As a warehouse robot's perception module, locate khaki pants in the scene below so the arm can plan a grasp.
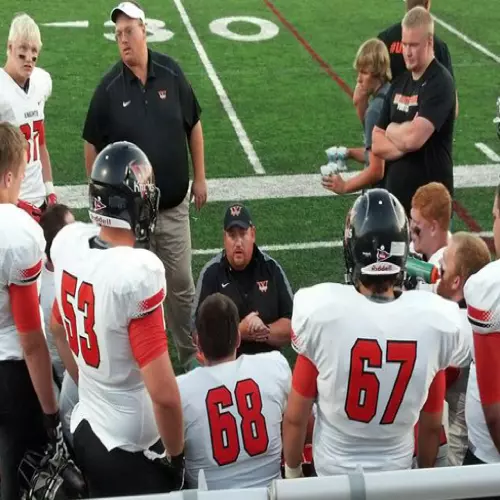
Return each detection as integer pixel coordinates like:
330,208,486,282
151,193,196,369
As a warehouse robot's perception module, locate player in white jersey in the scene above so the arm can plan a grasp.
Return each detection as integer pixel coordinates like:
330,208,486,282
49,141,185,498
1,13,56,219
463,184,500,478
39,204,75,382
39,203,79,445
178,293,291,489
436,232,491,467
0,122,67,500
283,189,470,478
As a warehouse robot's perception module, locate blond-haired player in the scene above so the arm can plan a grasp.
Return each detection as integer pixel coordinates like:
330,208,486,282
1,13,56,221
322,38,391,196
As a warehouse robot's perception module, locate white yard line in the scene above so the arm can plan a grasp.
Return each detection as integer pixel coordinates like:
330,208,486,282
193,240,342,256
192,232,494,256
432,15,500,64
58,163,500,208
42,21,90,28
171,0,265,175
475,143,500,163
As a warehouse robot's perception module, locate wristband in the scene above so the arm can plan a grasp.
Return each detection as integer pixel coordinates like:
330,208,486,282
284,463,304,479
45,181,55,195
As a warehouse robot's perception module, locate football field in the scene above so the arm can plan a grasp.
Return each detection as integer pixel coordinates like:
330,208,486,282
1,0,499,368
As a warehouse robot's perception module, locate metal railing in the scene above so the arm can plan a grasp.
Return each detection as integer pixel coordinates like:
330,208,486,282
95,463,500,500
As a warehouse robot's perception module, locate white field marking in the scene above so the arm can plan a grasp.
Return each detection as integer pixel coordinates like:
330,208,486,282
475,143,500,163
42,21,89,28
193,240,343,256
192,232,494,256
57,163,500,209
209,17,279,43
171,0,265,175
432,15,500,64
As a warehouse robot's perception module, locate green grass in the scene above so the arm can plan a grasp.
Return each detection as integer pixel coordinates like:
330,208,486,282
1,0,499,371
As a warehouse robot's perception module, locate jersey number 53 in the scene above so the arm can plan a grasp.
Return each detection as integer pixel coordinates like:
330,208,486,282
60,270,101,369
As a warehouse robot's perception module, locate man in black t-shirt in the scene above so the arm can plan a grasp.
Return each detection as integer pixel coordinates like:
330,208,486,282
378,0,454,81
372,6,456,217
83,2,208,370
354,0,458,120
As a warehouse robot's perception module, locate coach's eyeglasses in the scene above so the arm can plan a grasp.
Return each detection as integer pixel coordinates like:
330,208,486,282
115,27,139,41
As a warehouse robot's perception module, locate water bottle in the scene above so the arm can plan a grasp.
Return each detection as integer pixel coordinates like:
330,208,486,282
406,256,440,284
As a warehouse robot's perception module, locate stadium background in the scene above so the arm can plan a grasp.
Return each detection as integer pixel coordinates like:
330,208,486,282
1,0,499,372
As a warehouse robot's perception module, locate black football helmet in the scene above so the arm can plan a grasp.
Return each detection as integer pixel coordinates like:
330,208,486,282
88,141,160,243
19,450,87,500
344,188,409,285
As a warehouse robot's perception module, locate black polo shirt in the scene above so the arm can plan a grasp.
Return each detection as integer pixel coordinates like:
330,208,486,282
378,22,454,81
82,49,201,210
376,58,456,215
192,246,294,356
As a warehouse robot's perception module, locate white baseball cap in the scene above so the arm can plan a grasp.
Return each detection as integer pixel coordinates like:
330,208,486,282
110,2,146,23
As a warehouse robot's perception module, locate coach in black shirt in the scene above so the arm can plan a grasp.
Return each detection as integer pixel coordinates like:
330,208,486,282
372,6,456,216
82,1,207,369
192,204,293,356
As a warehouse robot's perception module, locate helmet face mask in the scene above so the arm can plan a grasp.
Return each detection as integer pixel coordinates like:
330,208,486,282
18,450,86,500
88,142,160,244
343,189,409,289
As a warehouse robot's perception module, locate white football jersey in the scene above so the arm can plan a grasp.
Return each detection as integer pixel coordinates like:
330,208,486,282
177,352,291,490
40,263,64,380
0,67,52,206
464,259,500,464
292,283,469,475
0,204,45,360
51,222,167,452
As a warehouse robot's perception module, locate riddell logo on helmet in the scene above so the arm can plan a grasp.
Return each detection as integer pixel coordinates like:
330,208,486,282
361,262,400,275
90,213,112,227
371,263,393,272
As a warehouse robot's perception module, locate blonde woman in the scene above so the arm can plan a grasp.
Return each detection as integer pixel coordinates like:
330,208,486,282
322,38,391,195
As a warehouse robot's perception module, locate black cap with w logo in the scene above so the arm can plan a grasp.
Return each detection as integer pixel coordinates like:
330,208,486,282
224,203,253,230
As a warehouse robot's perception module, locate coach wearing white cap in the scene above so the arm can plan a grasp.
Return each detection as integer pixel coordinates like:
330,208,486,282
82,1,207,370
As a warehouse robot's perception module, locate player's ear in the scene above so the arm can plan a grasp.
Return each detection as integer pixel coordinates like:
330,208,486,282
235,329,241,350
2,170,13,189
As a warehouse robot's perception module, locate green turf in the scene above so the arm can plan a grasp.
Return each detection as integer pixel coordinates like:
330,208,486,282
2,0,497,184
